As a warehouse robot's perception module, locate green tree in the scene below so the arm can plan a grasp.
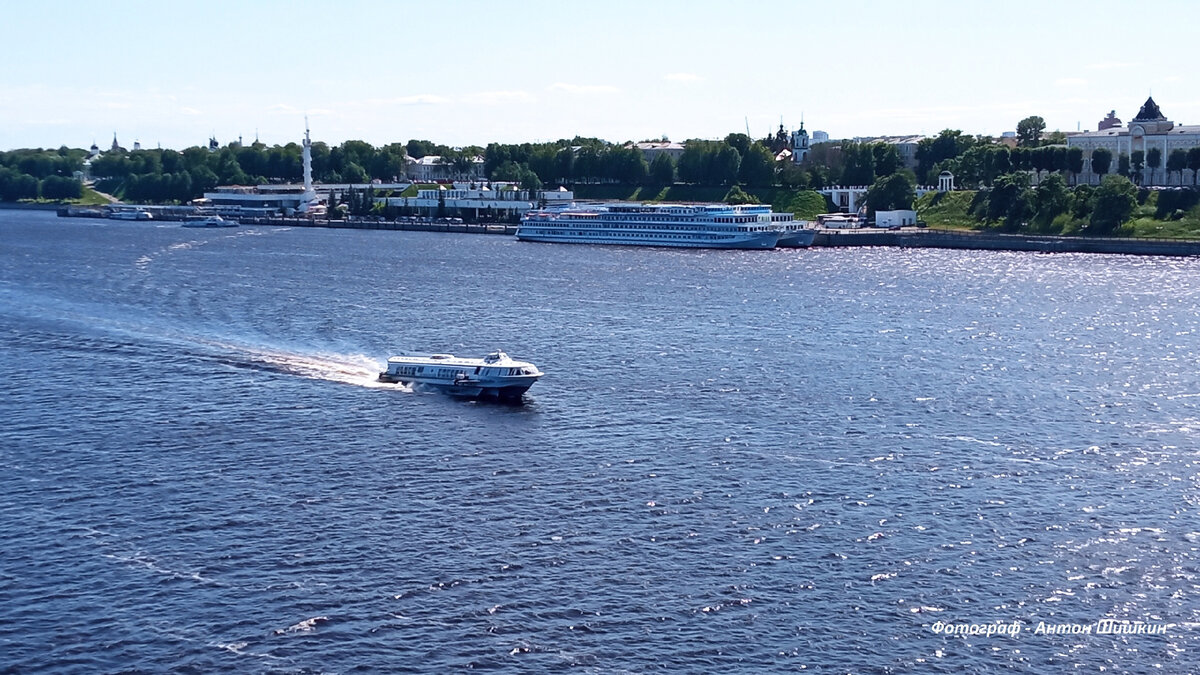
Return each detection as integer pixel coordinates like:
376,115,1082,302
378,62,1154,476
491,160,523,182
915,130,976,184
608,146,648,184
1131,150,1145,184
1091,148,1112,179
1167,149,1188,185
872,143,901,177
724,133,752,156
711,146,741,185
990,146,1012,178
1010,146,1030,172
864,173,916,216
649,153,675,184
1146,147,1162,184
1033,173,1069,229
574,146,602,182
1087,175,1136,234
723,184,759,205
519,166,543,192
406,139,437,159
1118,153,1130,177
985,172,1030,226
1016,116,1046,147
554,147,574,183
0,168,38,200
1066,147,1084,185
840,142,876,186
341,161,368,184
738,144,775,187
1188,147,1200,186
1052,147,1068,174
777,163,808,189
40,175,83,200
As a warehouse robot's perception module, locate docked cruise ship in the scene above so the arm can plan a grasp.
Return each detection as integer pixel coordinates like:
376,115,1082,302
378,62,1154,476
517,203,786,249
378,351,543,401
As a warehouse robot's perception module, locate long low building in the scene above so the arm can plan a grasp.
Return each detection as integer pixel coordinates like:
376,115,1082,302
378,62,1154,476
382,183,573,219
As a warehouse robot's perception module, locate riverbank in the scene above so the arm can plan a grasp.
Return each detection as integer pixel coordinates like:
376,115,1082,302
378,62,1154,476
51,208,1200,255
816,228,1200,256
0,202,66,211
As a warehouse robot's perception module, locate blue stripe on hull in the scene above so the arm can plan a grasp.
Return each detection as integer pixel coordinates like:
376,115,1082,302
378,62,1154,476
515,232,779,250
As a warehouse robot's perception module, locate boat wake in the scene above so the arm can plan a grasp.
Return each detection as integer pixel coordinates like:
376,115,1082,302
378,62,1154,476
189,338,401,389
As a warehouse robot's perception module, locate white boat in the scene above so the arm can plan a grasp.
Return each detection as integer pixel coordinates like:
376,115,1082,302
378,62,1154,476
110,208,153,221
518,202,782,249
378,351,543,401
775,217,817,248
182,214,238,228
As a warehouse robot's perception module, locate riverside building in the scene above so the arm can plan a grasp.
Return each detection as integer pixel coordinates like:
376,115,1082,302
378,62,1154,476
1068,97,1200,186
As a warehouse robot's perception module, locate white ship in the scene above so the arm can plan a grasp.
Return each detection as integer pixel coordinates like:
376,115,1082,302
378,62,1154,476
518,202,783,249
110,208,153,221
773,213,817,248
378,351,543,401
182,214,238,228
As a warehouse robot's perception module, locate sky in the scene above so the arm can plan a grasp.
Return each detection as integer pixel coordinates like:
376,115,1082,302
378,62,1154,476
4,0,1199,151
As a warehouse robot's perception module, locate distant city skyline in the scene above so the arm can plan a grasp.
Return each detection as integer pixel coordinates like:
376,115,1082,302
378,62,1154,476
4,0,1199,151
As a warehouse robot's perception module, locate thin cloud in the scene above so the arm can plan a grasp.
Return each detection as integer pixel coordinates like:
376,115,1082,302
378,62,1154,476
549,83,619,95
462,90,533,105
1085,61,1138,71
179,107,203,116
664,73,701,83
389,94,451,105
1055,77,1087,86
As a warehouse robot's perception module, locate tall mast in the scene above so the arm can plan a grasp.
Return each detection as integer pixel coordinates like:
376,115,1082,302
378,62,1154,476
302,116,313,192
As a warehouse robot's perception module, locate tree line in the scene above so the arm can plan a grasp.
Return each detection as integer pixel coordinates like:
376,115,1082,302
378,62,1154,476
0,148,85,200
941,173,1141,236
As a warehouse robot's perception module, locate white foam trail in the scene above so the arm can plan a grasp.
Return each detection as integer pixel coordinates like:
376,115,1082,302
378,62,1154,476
192,338,406,389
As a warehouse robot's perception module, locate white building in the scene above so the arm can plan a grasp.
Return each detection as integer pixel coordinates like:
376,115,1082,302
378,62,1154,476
789,123,810,164
629,141,685,165
1068,97,1200,186
200,126,321,216
405,155,486,182
875,209,917,228
851,135,926,170
382,182,573,219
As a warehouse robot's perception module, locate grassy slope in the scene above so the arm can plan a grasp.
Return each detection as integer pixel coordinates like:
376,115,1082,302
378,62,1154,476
915,191,979,230
1124,197,1200,238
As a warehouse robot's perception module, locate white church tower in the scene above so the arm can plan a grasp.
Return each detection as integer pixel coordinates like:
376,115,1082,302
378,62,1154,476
790,119,810,164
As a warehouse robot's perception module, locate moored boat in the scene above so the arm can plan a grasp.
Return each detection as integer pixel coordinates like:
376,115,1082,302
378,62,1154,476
110,208,154,221
378,350,543,401
769,211,817,248
182,214,238,228
518,202,782,249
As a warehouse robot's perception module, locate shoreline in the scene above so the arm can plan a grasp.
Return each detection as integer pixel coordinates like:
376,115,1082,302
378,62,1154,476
0,202,69,211
41,208,1200,256
814,228,1200,257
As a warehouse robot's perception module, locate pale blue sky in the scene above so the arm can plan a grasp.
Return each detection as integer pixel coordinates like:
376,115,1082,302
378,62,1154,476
3,0,1197,150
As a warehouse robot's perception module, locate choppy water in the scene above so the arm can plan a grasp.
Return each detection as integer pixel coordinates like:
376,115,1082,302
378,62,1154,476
1,210,1198,673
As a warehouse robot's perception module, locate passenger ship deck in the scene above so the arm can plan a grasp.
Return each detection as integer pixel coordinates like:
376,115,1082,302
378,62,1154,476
517,203,785,249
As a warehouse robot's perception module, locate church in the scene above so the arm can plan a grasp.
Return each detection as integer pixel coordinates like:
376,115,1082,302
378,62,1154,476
1068,97,1200,186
